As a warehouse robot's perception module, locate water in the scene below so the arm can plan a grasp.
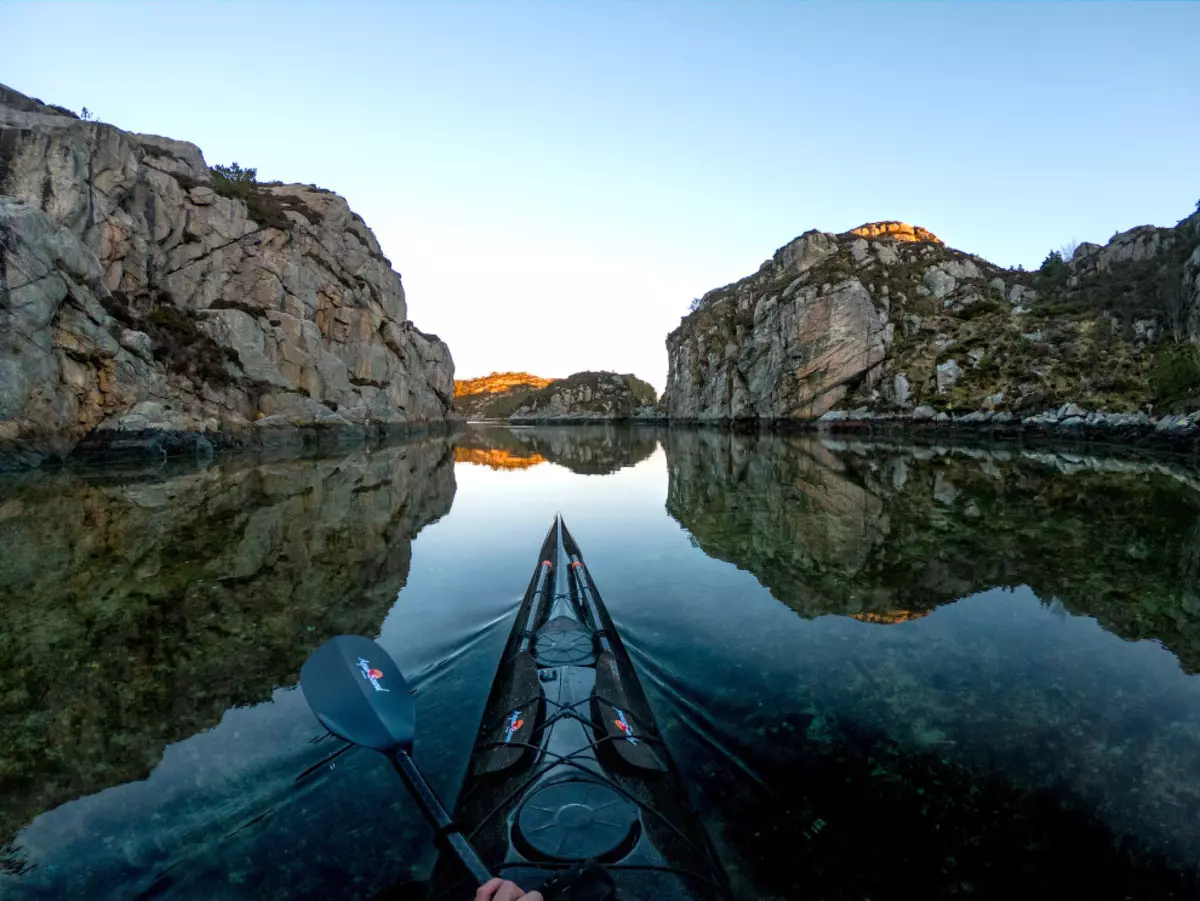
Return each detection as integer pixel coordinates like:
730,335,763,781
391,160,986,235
3,426,1200,899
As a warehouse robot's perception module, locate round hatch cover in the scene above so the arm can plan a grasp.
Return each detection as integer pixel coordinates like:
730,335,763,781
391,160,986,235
535,619,595,666
516,780,638,861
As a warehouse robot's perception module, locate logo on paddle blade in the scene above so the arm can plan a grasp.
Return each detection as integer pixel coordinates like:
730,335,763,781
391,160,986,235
613,708,639,745
356,657,390,692
504,709,524,743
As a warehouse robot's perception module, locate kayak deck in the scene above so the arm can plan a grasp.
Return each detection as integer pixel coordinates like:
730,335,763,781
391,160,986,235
430,516,729,900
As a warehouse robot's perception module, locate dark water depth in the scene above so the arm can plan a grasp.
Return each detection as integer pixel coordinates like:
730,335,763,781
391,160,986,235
3,426,1200,899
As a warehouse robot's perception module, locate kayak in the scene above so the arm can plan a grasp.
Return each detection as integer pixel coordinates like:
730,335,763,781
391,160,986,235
429,515,731,900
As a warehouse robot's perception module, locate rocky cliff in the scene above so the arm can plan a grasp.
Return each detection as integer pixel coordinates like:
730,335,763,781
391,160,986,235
666,211,1200,424
0,85,454,468
509,370,657,422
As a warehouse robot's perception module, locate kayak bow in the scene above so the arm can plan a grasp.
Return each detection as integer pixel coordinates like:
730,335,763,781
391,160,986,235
430,515,731,900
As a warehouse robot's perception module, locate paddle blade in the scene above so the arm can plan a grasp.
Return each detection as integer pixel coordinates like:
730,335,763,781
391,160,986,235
300,635,415,753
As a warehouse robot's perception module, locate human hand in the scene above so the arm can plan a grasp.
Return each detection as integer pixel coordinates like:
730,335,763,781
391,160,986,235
475,877,544,901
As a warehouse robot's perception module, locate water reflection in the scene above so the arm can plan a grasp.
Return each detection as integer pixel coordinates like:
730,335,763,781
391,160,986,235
665,430,1200,668
0,437,455,852
455,424,659,474
2,427,1200,899
661,430,1200,897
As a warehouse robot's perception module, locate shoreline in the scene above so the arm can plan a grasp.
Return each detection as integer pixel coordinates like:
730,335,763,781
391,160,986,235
0,419,462,472
10,404,1200,471
665,405,1200,452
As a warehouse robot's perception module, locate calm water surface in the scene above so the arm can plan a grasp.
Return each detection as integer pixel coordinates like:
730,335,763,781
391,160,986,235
3,426,1200,899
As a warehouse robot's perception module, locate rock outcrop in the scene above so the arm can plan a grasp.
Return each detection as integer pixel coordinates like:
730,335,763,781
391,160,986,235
0,84,454,467
455,371,554,397
454,371,556,419
509,371,657,422
848,221,942,244
666,211,1200,423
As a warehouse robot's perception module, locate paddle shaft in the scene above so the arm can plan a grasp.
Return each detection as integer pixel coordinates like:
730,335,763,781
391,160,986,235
390,749,492,885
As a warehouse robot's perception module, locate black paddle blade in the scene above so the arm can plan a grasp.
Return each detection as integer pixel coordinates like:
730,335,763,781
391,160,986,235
300,635,415,753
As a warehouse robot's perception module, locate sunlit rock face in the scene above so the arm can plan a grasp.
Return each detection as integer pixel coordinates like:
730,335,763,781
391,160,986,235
454,371,557,419
664,429,1200,670
0,436,455,844
454,372,555,397
0,84,454,467
665,211,1200,422
848,221,943,244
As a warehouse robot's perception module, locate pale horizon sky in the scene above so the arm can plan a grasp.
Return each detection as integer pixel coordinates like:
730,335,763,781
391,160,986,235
4,2,1198,392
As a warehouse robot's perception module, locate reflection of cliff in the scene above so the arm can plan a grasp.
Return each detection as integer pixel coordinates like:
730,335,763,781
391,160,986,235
455,425,659,475
848,609,932,624
454,447,548,470
665,430,1200,670
0,437,455,844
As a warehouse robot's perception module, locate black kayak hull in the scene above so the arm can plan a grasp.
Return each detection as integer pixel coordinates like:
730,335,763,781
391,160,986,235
429,516,729,900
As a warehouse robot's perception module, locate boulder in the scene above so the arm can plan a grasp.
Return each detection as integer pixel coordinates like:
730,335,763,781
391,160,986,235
923,268,957,299
936,359,962,394
1058,402,1087,419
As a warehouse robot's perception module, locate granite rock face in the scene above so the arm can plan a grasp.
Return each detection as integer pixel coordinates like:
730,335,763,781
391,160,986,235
665,227,911,421
666,212,1200,422
0,84,454,466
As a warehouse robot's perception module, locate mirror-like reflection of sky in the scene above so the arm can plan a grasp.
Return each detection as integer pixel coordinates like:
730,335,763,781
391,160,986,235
3,426,1200,899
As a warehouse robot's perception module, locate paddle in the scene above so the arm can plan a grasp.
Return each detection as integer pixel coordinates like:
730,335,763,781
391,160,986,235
300,634,492,885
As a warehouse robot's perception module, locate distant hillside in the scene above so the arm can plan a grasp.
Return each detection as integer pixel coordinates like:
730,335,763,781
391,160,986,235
455,370,659,421
510,371,658,421
454,371,557,419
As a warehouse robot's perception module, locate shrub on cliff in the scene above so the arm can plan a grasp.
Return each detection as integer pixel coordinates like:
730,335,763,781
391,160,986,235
210,162,291,230
103,290,239,387
212,162,256,184
1037,250,1069,292
1150,344,1200,409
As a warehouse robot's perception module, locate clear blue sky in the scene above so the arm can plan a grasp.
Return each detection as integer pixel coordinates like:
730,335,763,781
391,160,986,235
4,2,1197,391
